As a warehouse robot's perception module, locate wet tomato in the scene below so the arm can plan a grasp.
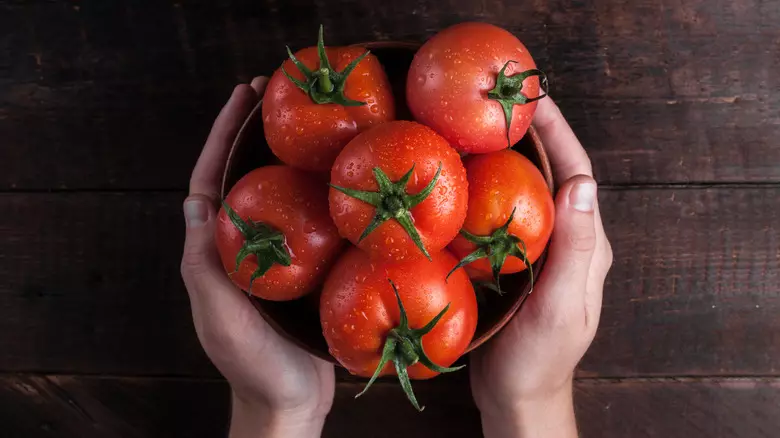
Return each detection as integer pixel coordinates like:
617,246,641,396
263,26,395,172
448,149,554,291
329,120,468,262
407,22,548,154
216,166,344,301
320,246,477,410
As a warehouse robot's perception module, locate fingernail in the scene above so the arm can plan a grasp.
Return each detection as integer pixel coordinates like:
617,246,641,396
570,181,596,213
184,198,209,228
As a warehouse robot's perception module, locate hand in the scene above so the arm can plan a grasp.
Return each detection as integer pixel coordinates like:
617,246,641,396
470,97,613,437
180,78,334,438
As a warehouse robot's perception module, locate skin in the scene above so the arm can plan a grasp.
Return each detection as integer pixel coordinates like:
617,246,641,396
216,166,344,301
320,247,477,379
263,46,395,172
181,76,612,438
449,149,555,277
407,22,543,153
329,120,468,261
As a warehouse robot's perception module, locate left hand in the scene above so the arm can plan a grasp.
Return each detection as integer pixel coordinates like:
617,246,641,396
470,97,613,437
180,78,334,438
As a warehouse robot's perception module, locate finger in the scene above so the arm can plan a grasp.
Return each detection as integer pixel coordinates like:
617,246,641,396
180,194,250,312
532,175,598,320
533,97,593,182
190,84,259,199
591,201,613,282
584,200,610,330
250,76,269,96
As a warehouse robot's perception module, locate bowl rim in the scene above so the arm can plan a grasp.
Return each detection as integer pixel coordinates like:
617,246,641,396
220,40,554,364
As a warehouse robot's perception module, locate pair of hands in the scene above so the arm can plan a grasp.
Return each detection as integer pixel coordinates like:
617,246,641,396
180,77,612,438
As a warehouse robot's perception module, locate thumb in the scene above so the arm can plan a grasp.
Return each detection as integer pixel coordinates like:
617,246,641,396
181,194,232,294
532,175,598,311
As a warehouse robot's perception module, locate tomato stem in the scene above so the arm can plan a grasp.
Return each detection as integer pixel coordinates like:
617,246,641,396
330,162,442,261
354,280,463,412
446,207,534,295
487,61,549,148
281,24,369,106
222,201,292,294
315,68,334,93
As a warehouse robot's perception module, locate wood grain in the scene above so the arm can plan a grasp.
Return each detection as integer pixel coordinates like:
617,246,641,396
1,375,778,438
1,188,777,376
1,0,778,189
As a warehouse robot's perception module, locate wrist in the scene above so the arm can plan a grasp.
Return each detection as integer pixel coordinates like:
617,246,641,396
480,380,577,438
229,393,326,438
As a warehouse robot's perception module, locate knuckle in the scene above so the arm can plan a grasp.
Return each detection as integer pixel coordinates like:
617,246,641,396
181,245,208,276
568,231,597,252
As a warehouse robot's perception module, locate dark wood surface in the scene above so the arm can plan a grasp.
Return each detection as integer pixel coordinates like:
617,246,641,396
2,376,779,438
1,0,778,436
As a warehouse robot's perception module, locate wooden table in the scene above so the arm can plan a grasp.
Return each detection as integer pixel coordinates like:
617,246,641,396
1,1,777,436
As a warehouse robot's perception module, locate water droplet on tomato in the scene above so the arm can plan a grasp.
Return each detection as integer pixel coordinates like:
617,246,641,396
295,126,304,134
385,236,394,244
370,106,379,114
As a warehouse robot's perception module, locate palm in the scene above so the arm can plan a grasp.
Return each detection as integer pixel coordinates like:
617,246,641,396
196,287,335,416
470,288,590,413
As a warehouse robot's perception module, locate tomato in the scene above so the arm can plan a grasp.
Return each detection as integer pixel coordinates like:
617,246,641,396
448,149,554,290
320,246,477,410
406,22,548,154
216,166,344,301
263,26,395,172
329,120,468,262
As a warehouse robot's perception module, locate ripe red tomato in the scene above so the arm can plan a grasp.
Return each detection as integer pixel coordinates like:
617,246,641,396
329,120,468,262
263,26,395,172
407,22,548,154
320,246,477,410
448,149,554,290
216,166,344,301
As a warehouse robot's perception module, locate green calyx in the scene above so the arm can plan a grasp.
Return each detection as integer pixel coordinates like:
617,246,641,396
330,162,442,261
487,61,549,147
222,201,292,293
281,25,369,106
446,208,534,295
355,279,464,411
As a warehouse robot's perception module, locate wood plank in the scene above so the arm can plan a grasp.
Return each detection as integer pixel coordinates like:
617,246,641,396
1,0,778,189
582,186,780,376
1,375,778,437
0,192,216,376
0,187,778,376
562,96,780,184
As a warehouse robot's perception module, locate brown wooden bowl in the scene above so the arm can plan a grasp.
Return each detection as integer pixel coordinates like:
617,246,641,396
220,41,554,364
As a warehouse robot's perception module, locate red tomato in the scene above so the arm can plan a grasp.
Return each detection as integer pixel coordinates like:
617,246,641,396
320,246,477,410
407,22,548,154
216,166,344,301
329,120,468,262
263,26,395,172
448,149,554,289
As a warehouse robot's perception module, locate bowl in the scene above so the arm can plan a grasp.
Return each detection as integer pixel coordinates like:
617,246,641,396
220,41,554,364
